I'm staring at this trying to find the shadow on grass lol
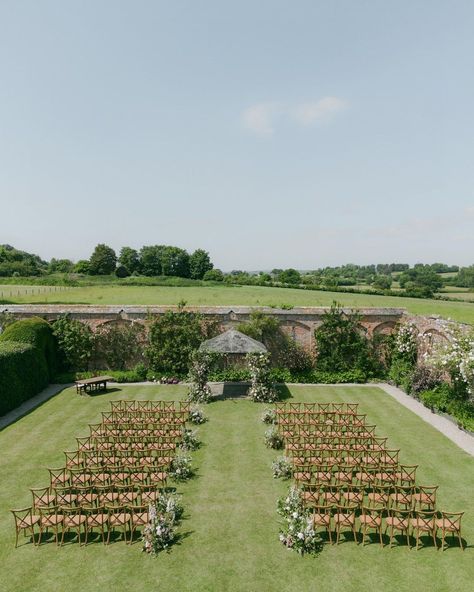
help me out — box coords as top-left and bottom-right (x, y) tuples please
(276, 384), (292, 401)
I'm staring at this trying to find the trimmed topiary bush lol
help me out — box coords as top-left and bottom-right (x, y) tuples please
(0, 316), (57, 380)
(0, 341), (49, 415)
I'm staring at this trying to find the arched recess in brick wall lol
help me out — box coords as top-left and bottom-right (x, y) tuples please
(279, 320), (313, 350)
(372, 321), (398, 336)
(419, 328), (450, 356)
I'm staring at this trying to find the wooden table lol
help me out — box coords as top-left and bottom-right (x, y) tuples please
(75, 376), (113, 395)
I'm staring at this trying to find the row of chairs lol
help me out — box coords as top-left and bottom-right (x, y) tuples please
(311, 505), (464, 549)
(275, 402), (464, 550)
(11, 400), (186, 547)
(301, 483), (438, 510)
(12, 504), (150, 547)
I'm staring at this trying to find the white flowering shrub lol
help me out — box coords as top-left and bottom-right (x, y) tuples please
(170, 453), (193, 481)
(272, 456), (292, 479)
(264, 426), (284, 449)
(261, 407), (277, 424)
(277, 486), (322, 555)
(189, 406), (207, 424)
(187, 351), (213, 403)
(394, 322), (419, 362)
(247, 352), (277, 403)
(425, 326), (474, 400)
(179, 427), (200, 451)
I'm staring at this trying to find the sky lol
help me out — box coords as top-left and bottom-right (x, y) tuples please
(0, 0), (473, 271)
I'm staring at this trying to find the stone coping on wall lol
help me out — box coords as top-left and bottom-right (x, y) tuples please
(0, 304), (407, 318)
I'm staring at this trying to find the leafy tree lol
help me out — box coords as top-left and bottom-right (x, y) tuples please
(73, 259), (90, 274)
(146, 307), (217, 374)
(314, 302), (377, 374)
(118, 247), (140, 274)
(115, 265), (130, 278)
(238, 311), (313, 372)
(139, 245), (165, 276)
(0, 244), (47, 276)
(52, 316), (93, 371)
(88, 243), (117, 275)
(189, 249), (213, 279)
(93, 322), (144, 370)
(48, 258), (74, 273)
(203, 268), (224, 281)
(278, 269), (301, 285)
(455, 265), (474, 288)
(161, 246), (190, 277)
(399, 266), (443, 297)
(372, 275), (392, 290)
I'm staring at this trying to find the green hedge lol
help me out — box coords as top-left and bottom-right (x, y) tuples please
(0, 341), (49, 415)
(0, 316), (57, 379)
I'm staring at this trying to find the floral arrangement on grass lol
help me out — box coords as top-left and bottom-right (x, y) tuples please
(264, 426), (284, 449)
(187, 351), (213, 404)
(142, 495), (182, 556)
(272, 456), (292, 479)
(189, 405), (207, 424)
(170, 453), (193, 481)
(261, 407), (277, 424)
(153, 490), (184, 522)
(142, 512), (176, 555)
(277, 486), (322, 555)
(247, 352), (277, 403)
(179, 427), (200, 451)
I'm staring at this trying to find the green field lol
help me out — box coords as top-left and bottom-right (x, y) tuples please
(1, 384), (473, 592)
(1, 284), (474, 324)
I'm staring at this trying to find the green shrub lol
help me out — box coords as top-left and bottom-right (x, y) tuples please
(419, 384), (474, 432)
(0, 342), (49, 415)
(0, 316), (57, 380)
(52, 315), (93, 371)
(314, 302), (381, 376)
(388, 358), (415, 392)
(146, 307), (217, 375)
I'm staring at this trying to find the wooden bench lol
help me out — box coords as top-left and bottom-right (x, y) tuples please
(75, 376), (113, 395)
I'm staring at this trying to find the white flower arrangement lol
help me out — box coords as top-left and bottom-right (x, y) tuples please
(271, 456), (292, 479)
(189, 405), (207, 424)
(246, 352), (277, 403)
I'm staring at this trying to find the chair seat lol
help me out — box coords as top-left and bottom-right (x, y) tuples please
(410, 519), (434, 531)
(312, 514), (330, 526)
(41, 514), (63, 526)
(360, 515), (381, 527)
(435, 519), (459, 532)
(87, 514), (108, 525)
(19, 515), (40, 527)
(385, 517), (408, 529)
(64, 515), (87, 527)
(334, 514), (355, 525)
(131, 512), (148, 524)
(110, 514), (132, 526)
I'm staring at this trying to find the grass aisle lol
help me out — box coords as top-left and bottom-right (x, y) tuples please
(0, 385), (473, 591)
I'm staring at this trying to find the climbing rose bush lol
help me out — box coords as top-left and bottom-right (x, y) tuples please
(187, 350), (213, 403)
(247, 352), (277, 403)
(425, 326), (474, 400)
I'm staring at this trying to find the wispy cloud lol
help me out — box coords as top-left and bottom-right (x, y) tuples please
(292, 97), (348, 126)
(241, 102), (280, 136)
(242, 96), (348, 136)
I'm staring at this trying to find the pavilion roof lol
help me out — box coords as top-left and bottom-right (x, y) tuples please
(199, 329), (267, 354)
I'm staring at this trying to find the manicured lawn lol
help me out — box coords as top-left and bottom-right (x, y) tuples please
(0, 384), (473, 592)
(1, 283), (474, 324)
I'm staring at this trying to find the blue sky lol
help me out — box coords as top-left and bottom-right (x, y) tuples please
(0, 1), (473, 270)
